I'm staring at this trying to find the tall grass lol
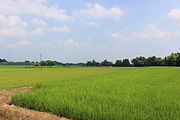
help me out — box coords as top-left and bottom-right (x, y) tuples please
(12, 67), (180, 120)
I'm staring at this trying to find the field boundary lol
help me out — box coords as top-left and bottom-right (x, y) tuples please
(0, 86), (70, 120)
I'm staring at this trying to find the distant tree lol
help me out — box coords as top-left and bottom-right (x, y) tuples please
(3, 59), (7, 62)
(33, 63), (39, 66)
(77, 63), (86, 66)
(25, 60), (30, 63)
(92, 60), (100, 66)
(114, 60), (123, 67)
(122, 59), (131, 67)
(165, 53), (180, 66)
(164, 57), (168, 66)
(0, 58), (7, 62)
(146, 56), (164, 66)
(40, 61), (47, 66)
(131, 56), (146, 66)
(101, 59), (113, 66)
(86, 61), (92, 66)
(54, 61), (64, 65)
(86, 60), (100, 66)
(46, 60), (55, 66)
(156, 57), (165, 66)
(40, 60), (55, 66)
(146, 56), (156, 66)
(176, 54), (180, 66)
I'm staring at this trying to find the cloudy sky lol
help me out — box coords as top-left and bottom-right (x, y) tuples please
(0, 0), (180, 62)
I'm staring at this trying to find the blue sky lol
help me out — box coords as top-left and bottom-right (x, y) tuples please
(0, 0), (180, 63)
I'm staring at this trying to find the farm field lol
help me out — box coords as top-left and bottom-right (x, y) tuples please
(0, 66), (180, 120)
(0, 65), (119, 89)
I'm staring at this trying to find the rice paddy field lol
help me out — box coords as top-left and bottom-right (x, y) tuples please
(0, 65), (180, 120)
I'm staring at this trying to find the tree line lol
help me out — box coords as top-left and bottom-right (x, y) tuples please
(0, 59), (85, 66)
(0, 58), (7, 63)
(86, 52), (180, 67)
(1, 52), (180, 67)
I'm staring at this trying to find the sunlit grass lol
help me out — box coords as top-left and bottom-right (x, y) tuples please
(0, 65), (120, 89)
(10, 67), (180, 120)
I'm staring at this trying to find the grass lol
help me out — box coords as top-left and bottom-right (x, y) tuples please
(9, 66), (180, 120)
(0, 65), (119, 89)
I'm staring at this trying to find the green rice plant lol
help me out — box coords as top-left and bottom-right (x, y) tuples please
(12, 67), (180, 120)
(0, 65), (119, 89)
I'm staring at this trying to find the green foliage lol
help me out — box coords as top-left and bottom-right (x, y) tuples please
(87, 60), (100, 66)
(146, 56), (164, 66)
(86, 52), (180, 67)
(122, 59), (131, 66)
(131, 53), (180, 67)
(39, 61), (47, 66)
(114, 59), (131, 67)
(87, 59), (124, 67)
(165, 53), (180, 66)
(0, 59), (32, 65)
(100, 59), (113, 66)
(11, 67), (180, 120)
(2, 62), (31, 65)
(131, 56), (146, 66)
(114, 60), (123, 67)
(40, 60), (55, 66)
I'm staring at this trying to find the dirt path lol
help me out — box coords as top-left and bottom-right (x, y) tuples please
(0, 87), (70, 120)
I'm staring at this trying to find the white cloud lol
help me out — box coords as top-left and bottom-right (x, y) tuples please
(73, 3), (123, 20)
(99, 44), (108, 48)
(133, 32), (149, 39)
(50, 26), (70, 32)
(124, 27), (130, 31)
(19, 40), (30, 45)
(177, 23), (180, 27)
(30, 18), (47, 26)
(29, 26), (70, 35)
(107, 31), (121, 38)
(6, 44), (17, 48)
(168, 9), (180, 27)
(29, 27), (45, 35)
(87, 22), (99, 26)
(0, 15), (27, 27)
(133, 24), (169, 39)
(143, 24), (163, 35)
(0, 27), (27, 36)
(6, 40), (31, 48)
(168, 9), (180, 19)
(64, 39), (79, 47)
(64, 39), (89, 47)
(38, 42), (54, 48)
(0, 14), (27, 36)
(133, 24), (180, 40)
(6, 40), (56, 49)
(0, 38), (5, 43)
(0, 2), (71, 37)
(86, 36), (92, 40)
(0, 0), (72, 20)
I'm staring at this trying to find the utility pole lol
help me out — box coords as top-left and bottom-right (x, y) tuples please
(40, 53), (42, 62)
(40, 53), (42, 69)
